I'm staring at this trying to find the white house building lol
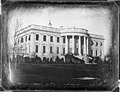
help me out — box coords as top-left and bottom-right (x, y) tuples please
(14, 23), (104, 63)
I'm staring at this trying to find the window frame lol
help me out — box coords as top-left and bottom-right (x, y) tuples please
(21, 37), (24, 43)
(43, 35), (46, 41)
(57, 37), (59, 43)
(57, 47), (59, 54)
(25, 36), (27, 42)
(63, 37), (65, 43)
(43, 46), (46, 53)
(50, 36), (53, 42)
(36, 34), (39, 41)
(35, 45), (39, 53)
(29, 35), (31, 41)
(50, 46), (53, 53)
(63, 47), (65, 54)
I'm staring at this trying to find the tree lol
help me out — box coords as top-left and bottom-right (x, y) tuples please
(50, 58), (53, 63)
(60, 58), (64, 63)
(10, 19), (23, 56)
(55, 56), (61, 63)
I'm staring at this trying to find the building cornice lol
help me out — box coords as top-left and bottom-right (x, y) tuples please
(16, 24), (88, 35)
(16, 24), (61, 36)
(16, 24), (104, 40)
(89, 34), (104, 40)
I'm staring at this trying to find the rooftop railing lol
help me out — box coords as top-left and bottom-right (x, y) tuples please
(61, 28), (88, 33)
(89, 34), (104, 39)
(15, 24), (103, 39)
(16, 24), (61, 35)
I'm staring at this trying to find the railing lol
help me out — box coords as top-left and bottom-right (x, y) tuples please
(61, 28), (88, 33)
(90, 34), (104, 39)
(16, 24), (61, 35)
(16, 24), (89, 36)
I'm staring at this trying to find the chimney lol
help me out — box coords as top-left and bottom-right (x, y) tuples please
(48, 20), (52, 27)
(60, 26), (63, 29)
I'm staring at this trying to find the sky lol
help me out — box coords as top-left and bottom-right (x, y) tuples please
(8, 5), (113, 56)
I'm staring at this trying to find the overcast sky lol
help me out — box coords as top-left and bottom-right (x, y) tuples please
(8, 5), (113, 56)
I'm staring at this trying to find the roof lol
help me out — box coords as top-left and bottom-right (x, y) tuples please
(15, 24), (104, 40)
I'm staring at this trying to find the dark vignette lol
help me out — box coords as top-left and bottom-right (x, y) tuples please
(1, 0), (119, 91)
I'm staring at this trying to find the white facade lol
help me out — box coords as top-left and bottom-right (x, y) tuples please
(15, 24), (104, 62)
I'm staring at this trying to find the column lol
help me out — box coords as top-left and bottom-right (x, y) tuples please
(102, 43), (104, 58)
(102, 50), (104, 58)
(31, 33), (35, 53)
(78, 36), (81, 56)
(65, 36), (68, 54)
(93, 49), (95, 56)
(72, 35), (75, 54)
(86, 37), (89, 55)
(84, 36), (87, 56)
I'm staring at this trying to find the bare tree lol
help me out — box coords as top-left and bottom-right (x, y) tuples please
(10, 19), (23, 57)
(14, 19), (23, 45)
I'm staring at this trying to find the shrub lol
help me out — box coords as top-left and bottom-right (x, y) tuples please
(50, 58), (54, 63)
(43, 57), (46, 63)
(45, 58), (49, 63)
(60, 58), (64, 63)
(55, 56), (61, 63)
(24, 57), (30, 63)
(35, 55), (42, 63)
(30, 58), (35, 63)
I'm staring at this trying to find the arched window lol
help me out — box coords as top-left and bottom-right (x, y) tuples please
(21, 37), (23, 43)
(100, 42), (103, 46)
(25, 36), (27, 42)
(91, 41), (93, 46)
(96, 42), (98, 46)
(35, 45), (38, 53)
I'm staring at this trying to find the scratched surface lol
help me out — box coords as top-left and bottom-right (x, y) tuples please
(0, 0), (119, 91)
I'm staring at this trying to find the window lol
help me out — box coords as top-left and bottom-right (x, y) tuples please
(57, 37), (59, 43)
(36, 45), (38, 53)
(100, 50), (102, 56)
(96, 50), (97, 56)
(63, 37), (65, 43)
(63, 47), (65, 54)
(81, 36), (84, 45)
(43, 35), (46, 41)
(29, 35), (31, 41)
(100, 42), (102, 46)
(25, 36), (27, 42)
(21, 37), (23, 43)
(96, 42), (98, 46)
(91, 41), (93, 46)
(50, 46), (52, 53)
(81, 49), (83, 55)
(50, 36), (53, 42)
(36, 34), (39, 40)
(57, 47), (59, 54)
(43, 46), (46, 53)
(91, 50), (93, 56)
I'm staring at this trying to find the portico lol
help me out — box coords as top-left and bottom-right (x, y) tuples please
(64, 35), (89, 56)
